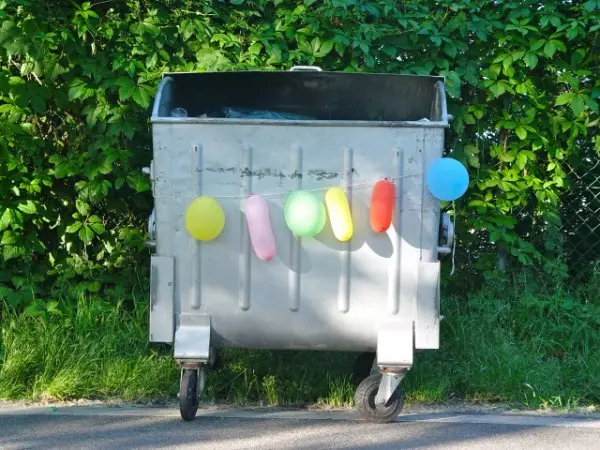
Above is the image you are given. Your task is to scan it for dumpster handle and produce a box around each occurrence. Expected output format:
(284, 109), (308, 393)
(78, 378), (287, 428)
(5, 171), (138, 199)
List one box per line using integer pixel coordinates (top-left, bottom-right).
(290, 65), (322, 72)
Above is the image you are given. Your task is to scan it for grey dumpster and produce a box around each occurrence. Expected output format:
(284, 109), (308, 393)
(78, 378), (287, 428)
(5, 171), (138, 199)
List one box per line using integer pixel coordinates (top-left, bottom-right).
(145, 66), (460, 422)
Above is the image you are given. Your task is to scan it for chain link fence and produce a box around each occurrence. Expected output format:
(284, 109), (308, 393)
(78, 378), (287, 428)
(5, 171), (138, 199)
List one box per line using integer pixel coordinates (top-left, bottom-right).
(450, 157), (600, 287)
(559, 160), (600, 281)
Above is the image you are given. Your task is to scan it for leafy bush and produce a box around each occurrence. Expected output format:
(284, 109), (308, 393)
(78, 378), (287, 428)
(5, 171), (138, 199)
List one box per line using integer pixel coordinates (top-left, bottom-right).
(0, 0), (599, 305)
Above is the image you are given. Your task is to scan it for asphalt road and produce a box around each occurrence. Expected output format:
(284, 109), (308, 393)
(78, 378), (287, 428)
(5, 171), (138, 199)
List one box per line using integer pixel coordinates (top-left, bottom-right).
(1, 406), (600, 449)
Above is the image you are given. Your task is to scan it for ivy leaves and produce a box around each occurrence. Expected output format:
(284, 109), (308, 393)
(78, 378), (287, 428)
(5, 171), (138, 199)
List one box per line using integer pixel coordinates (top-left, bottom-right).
(0, 0), (598, 300)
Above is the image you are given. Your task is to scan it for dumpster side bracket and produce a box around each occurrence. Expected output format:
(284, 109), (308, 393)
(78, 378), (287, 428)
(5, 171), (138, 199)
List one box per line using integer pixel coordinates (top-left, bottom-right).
(149, 256), (174, 343)
(375, 320), (413, 405)
(376, 319), (413, 370)
(174, 313), (211, 363)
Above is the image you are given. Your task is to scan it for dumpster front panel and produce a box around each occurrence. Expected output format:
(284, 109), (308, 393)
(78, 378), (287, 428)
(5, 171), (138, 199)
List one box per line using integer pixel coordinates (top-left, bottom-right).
(151, 122), (443, 351)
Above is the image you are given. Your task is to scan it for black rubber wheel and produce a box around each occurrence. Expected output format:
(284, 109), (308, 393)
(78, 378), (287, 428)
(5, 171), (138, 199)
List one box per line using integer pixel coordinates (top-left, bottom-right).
(179, 369), (199, 421)
(354, 373), (404, 423)
(352, 352), (376, 387)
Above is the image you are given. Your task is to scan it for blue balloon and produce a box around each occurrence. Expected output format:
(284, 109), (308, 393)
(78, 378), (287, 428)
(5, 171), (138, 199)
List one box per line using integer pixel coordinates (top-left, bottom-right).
(425, 158), (469, 201)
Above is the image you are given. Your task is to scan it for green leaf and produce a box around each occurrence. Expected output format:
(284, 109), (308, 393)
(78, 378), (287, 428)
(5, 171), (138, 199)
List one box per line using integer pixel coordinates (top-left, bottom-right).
(515, 127), (527, 140)
(88, 215), (105, 234)
(76, 200), (89, 216)
(489, 82), (506, 98)
(78, 226), (95, 244)
(311, 36), (321, 53)
(117, 78), (136, 101)
(68, 78), (94, 101)
(54, 163), (71, 179)
(132, 85), (151, 108)
(65, 222), (82, 233)
(524, 52), (538, 69)
(0, 209), (14, 231)
(549, 16), (561, 27)
(444, 71), (461, 98)
(543, 40), (556, 58)
(516, 83), (528, 95)
(316, 39), (334, 57)
(3, 244), (25, 261)
(1, 230), (18, 245)
(17, 200), (37, 215)
(585, 98), (599, 114)
(570, 95), (585, 116)
(248, 42), (262, 56)
(531, 39), (546, 51)
(556, 93), (575, 106)
(86, 105), (103, 128)
(444, 42), (457, 58)
(516, 152), (527, 169)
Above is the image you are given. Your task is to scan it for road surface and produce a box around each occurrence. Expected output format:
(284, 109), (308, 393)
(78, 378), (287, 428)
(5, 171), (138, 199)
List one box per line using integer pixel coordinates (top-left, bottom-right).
(1, 406), (599, 449)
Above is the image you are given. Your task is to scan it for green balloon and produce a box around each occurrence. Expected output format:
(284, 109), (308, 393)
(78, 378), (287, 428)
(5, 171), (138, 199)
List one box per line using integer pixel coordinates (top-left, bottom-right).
(284, 191), (326, 237)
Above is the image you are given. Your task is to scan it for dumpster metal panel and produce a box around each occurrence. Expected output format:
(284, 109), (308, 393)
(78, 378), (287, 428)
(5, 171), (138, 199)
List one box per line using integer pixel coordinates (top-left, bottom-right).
(151, 122), (443, 352)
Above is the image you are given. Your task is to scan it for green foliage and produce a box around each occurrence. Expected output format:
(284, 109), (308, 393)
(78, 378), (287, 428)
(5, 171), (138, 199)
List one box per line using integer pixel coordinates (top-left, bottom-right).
(0, 0), (599, 302)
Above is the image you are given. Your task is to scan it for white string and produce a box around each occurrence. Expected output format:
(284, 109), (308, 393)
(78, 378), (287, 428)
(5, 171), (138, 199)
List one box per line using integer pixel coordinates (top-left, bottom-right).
(450, 200), (457, 277)
(154, 172), (424, 199)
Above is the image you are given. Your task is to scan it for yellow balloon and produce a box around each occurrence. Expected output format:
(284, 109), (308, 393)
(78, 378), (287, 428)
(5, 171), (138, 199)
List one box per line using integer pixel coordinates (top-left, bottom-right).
(185, 196), (225, 241)
(325, 187), (353, 242)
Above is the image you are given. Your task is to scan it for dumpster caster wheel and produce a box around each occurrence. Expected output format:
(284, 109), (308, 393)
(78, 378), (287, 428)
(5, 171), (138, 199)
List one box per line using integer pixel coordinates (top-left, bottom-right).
(179, 369), (199, 421)
(354, 374), (404, 423)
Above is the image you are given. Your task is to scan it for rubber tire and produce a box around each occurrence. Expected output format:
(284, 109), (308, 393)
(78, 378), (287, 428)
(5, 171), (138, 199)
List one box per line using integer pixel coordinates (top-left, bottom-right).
(179, 369), (199, 422)
(352, 352), (376, 388)
(354, 373), (404, 423)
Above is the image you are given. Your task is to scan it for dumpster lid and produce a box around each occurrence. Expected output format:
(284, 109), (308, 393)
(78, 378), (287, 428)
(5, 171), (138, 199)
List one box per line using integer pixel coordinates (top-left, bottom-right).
(151, 70), (448, 127)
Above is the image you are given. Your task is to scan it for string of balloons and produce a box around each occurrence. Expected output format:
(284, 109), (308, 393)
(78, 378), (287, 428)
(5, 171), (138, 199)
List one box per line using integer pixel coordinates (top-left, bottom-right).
(183, 157), (469, 263)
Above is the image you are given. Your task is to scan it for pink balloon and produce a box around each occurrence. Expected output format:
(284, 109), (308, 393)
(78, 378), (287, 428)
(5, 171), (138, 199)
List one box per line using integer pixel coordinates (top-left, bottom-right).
(245, 194), (276, 261)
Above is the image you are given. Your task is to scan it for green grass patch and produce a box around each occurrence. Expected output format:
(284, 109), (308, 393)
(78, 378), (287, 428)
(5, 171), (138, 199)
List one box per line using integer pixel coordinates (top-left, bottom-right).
(1, 278), (599, 409)
(0, 297), (179, 402)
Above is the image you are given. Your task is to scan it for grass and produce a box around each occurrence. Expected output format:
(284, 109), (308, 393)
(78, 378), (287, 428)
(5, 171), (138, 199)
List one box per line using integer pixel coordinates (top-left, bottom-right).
(0, 275), (599, 410)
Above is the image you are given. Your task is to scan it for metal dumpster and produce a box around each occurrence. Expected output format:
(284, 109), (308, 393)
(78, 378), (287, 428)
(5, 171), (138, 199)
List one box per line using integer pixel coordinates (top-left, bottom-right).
(145, 66), (459, 422)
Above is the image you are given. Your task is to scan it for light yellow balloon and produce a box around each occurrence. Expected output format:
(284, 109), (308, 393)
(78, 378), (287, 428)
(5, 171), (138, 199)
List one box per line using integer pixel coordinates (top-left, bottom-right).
(185, 196), (225, 241)
(325, 187), (353, 242)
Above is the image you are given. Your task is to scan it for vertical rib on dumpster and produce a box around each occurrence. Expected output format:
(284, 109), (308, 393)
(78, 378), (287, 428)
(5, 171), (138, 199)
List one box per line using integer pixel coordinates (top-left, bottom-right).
(190, 143), (202, 310)
(239, 144), (252, 311)
(289, 144), (303, 312)
(388, 147), (403, 315)
(338, 146), (353, 313)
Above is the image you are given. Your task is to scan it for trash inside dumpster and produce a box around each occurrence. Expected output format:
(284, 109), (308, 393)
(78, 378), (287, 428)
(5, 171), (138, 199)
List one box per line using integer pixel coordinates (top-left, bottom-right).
(144, 66), (468, 422)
